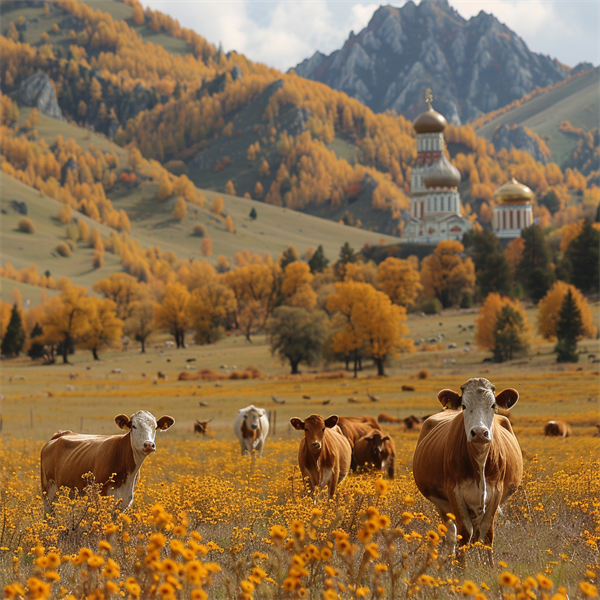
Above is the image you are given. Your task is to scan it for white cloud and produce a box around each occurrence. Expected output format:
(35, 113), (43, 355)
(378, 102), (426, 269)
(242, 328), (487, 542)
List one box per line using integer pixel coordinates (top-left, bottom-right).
(140, 0), (598, 70)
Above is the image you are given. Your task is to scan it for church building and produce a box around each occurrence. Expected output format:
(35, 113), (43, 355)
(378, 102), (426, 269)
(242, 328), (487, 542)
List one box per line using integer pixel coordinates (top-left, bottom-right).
(492, 178), (534, 238)
(403, 92), (472, 243)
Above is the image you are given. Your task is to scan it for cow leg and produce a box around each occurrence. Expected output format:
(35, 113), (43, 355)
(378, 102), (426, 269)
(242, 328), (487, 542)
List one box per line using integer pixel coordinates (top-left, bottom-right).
(254, 437), (265, 457)
(449, 489), (474, 564)
(321, 469), (335, 498)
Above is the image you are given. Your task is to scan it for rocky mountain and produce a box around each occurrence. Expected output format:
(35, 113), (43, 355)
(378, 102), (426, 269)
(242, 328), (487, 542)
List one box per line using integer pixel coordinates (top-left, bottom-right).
(294, 0), (573, 124)
(18, 73), (64, 120)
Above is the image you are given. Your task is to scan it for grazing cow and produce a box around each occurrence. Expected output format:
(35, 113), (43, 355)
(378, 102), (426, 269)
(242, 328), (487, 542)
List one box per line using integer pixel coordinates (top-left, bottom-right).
(40, 411), (175, 514)
(378, 412), (402, 424)
(233, 405), (269, 456)
(337, 416), (381, 471)
(353, 429), (396, 478)
(194, 420), (211, 435)
(412, 378), (522, 559)
(544, 420), (571, 437)
(404, 415), (424, 431)
(402, 385), (415, 392)
(290, 414), (352, 498)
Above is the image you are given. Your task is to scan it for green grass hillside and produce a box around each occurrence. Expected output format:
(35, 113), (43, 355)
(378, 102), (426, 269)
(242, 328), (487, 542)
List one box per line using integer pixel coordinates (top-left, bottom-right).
(476, 68), (599, 166)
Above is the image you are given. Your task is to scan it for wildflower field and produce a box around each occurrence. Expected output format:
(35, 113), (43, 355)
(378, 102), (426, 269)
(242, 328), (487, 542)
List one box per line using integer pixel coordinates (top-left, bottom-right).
(1, 320), (599, 600)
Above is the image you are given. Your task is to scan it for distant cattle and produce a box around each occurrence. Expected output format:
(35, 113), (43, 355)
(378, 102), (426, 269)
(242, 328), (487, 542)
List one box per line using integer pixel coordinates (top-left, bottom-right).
(194, 420), (211, 435)
(233, 405), (269, 456)
(157, 371), (167, 380)
(401, 385), (415, 392)
(40, 411), (175, 513)
(544, 420), (572, 437)
(413, 378), (522, 559)
(403, 415), (424, 431)
(353, 429), (396, 478)
(290, 414), (352, 499)
(378, 412), (402, 424)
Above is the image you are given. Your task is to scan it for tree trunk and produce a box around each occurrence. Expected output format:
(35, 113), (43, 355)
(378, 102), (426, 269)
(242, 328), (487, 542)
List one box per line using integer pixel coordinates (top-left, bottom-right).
(290, 359), (299, 375)
(92, 347), (99, 361)
(141, 337), (146, 353)
(345, 357), (350, 371)
(62, 338), (69, 364)
(181, 331), (185, 348)
(353, 350), (358, 379)
(376, 358), (385, 377)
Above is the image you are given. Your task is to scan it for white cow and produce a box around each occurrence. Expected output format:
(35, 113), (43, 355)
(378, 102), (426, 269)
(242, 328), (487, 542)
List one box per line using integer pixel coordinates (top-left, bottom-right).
(234, 405), (269, 456)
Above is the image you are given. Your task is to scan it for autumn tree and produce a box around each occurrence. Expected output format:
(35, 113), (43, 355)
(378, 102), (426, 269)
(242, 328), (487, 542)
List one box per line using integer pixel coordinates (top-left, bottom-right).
(267, 307), (328, 374)
(0, 304), (25, 357)
(225, 180), (236, 196)
(210, 195), (224, 216)
(281, 261), (317, 310)
(493, 305), (529, 362)
(201, 237), (212, 257)
(153, 282), (191, 348)
(555, 289), (583, 363)
(172, 196), (187, 220)
(420, 240), (475, 308)
(81, 298), (123, 360)
(157, 175), (174, 201)
(125, 298), (154, 353)
(187, 280), (237, 344)
(376, 257), (422, 307)
(40, 280), (94, 363)
(92, 273), (141, 320)
(537, 281), (596, 341)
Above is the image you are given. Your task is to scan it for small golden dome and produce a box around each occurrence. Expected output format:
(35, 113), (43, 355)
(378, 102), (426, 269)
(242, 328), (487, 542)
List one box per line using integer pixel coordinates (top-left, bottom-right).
(494, 178), (534, 204)
(414, 107), (447, 134)
(422, 154), (460, 188)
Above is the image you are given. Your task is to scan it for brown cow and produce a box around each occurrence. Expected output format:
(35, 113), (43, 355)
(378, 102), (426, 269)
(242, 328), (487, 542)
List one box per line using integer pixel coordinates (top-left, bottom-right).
(290, 414), (352, 499)
(404, 415), (424, 431)
(544, 420), (571, 437)
(194, 420), (211, 435)
(378, 412), (402, 424)
(412, 378), (522, 559)
(337, 416), (381, 447)
(40, 411), (174, 514)
(353, 429), (396, 478)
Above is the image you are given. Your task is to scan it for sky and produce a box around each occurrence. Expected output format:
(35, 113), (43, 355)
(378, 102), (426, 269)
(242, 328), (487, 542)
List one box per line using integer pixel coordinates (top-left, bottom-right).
(139, 0), (599, 73)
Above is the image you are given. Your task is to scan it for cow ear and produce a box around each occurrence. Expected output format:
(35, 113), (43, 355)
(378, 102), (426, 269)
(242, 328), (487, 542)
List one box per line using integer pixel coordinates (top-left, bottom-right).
(260, 409), (267, 416)
(115, 414), (131, 430)
(156, 416), (175, 431)
(290, 418), (305, 430)
(495, 388), (519, 410)
(382, 435), (391, 442)
(438, 389), (461, 409)
(324, 415), (339, 428)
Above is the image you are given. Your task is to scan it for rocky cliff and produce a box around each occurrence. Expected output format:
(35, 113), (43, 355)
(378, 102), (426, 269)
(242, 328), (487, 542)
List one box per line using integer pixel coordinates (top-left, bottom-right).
(19, 72), (64, 120)
(294, 0), (572, 124)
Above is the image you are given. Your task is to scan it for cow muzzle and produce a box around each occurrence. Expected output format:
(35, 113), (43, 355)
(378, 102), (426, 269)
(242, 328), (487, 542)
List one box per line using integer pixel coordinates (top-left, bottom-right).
(143, 441), (156, 453)
(469, 427), (490, 445)
(311, 442), (321, 451)
(251, 424), (258, 430)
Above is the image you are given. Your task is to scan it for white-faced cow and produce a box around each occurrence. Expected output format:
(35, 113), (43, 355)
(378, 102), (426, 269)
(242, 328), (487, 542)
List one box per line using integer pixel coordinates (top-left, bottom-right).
(233, 405), (269, 456)
(40, 411), (174, 513)
(290, 414), (352, 499)
(412, 378), (522, 559)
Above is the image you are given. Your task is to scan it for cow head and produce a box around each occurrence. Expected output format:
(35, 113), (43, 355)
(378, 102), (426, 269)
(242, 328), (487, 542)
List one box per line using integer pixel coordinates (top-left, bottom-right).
(290, 414), (339, 454)
(242, 406), (266, 431)
(115, 411), (175, 455)
(438, 378), (518, 445)
(362, 429), (391, 455)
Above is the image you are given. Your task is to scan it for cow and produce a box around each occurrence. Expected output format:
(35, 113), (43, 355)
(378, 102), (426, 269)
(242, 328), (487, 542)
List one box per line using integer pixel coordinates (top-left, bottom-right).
(412, 378), (522, 560)
(194, 420), (211, 435)
(233, 405), (269, 456)
(353, 429), (396, 478)
(544, 420), (571, 437)
(378, 412), (402, 424)
(336, 416), (381, 471)
(290, 414), (352, 499)
(404, 415), (424, 431)
(40, 410), (175, 514)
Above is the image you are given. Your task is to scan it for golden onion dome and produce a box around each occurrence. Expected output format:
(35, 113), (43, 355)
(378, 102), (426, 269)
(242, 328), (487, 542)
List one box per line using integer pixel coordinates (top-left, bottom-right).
(494, 178), (534, 204)
(422, 154), (461, 189)
(413, 107), (447, 134)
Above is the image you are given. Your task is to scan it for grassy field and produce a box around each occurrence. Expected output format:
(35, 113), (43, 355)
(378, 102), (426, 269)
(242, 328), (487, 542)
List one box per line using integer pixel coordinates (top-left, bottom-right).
(476, 68), (599, 166)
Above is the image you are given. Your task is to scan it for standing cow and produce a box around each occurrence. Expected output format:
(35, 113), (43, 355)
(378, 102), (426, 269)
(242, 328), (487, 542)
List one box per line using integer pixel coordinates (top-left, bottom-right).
(290, 414), (352, 499)
(412, 378), (522, 559)
(40, 410), (175, 514)
(234, 405), (269, 456)
(544, 420), (571, 437)
(353, 429), (396, 478)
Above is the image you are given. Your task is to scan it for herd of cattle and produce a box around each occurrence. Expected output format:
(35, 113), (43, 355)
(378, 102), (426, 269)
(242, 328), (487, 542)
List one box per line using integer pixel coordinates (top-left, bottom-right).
(38, 378), (583, 554)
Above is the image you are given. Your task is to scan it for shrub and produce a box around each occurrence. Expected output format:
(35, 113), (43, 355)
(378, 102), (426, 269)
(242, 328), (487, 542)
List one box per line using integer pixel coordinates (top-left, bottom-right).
(193, 224), (207, 237)
(18, 218), (35, 234)
(56, 242), (71, 257)
(421, 298), (442, 315)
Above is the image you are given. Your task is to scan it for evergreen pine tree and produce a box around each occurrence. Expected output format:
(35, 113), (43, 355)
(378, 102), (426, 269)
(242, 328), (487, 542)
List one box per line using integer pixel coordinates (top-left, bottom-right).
(472, 230), (512, 298)
(334, 242), (357, 279)
(27, 323), (45, 359)
(492, 305), (527, 362)
(1, 304), (25, 357)
(279, 246), (299, 270)
(308, 245), (329, 273)
(517, 224), (555, 301)
(555, 289), (583, 363)
(565, 219), (599, 293)
(249, 207), (257, 220)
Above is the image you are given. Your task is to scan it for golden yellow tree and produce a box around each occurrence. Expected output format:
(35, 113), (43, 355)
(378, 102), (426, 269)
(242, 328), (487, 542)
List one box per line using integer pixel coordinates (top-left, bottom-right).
(80, 297), (123, 360)
(201, 237), (213, 257)
(125, 295), (155, 353)
(376, 257), (422, 307)
(475, 293), (531, 350)
(157, 175), (174, 201)
(254, 181), (264, 198)
(172, 196), (187, 220)
(420, 240), (475, 308)
(281, 261), (317, 310)
(92, 273), (142, 320)
(210, 195), (224, 216)
(537, 281), (596, 341)
(40, 280), (95, 363)
(504, 237), (525, 279)
(153, 282), (191, 348)
(343, 261), (378, 285)
(177, 260), (216, 292)
(225, 180), (236, 196)
(187, 280), (237, 344)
